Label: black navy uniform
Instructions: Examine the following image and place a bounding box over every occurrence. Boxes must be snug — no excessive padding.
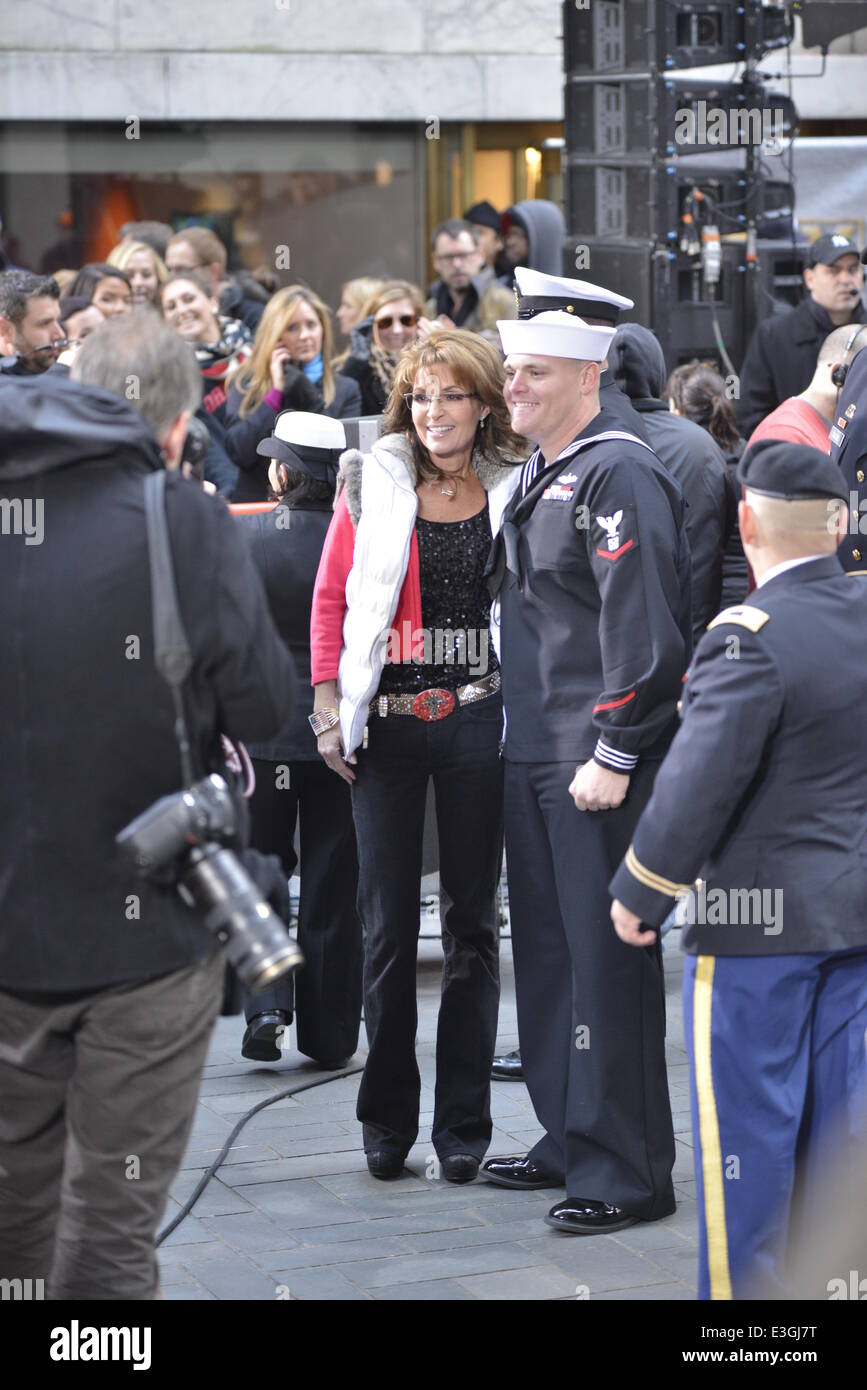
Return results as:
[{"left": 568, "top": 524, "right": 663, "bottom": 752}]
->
[
  {"left": 610, "top": 442, "right": 867, "bottom": 1297},
  {"left": 490, "top": 405, "right": 691, "bottom": 1219}
]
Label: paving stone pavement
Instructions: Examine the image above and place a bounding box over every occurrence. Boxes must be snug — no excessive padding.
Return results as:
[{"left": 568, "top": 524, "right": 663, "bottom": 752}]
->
[{"left": 159, "top": 927, "right": 698, "bottom": 1301}]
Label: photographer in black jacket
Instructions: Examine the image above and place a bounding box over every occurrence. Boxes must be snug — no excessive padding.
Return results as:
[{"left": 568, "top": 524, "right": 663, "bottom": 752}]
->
[{"left": 0, "top": 311, "right": 295, "bottom": 1300}]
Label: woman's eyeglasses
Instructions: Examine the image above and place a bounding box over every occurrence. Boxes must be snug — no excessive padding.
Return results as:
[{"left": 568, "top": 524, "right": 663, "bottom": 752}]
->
[
  {"left": 376, "top": 314, "right": 418, "bottom": 331},
  {"left": 404, "top": 392, "right": 477, "bottom": 408}
]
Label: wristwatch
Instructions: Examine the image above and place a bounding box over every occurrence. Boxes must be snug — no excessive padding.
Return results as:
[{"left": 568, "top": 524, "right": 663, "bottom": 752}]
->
[{"left": 308, "top": 708, "right": 340, "bottom": 736}]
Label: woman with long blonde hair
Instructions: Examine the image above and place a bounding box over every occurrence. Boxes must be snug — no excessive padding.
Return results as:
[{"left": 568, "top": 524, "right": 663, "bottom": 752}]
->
[
  {"left": 310, "top": 328, "right": 525, "bottom": 1184},
  {"left": 340, "top": 279, "right": 426, "bottom": 414},
  {"left": 225, "top": 285, "right": 361, "bottom": 502}
]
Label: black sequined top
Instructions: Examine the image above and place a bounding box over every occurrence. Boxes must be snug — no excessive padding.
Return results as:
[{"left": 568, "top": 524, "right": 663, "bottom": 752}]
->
[{"left": 378, "top": 501, "right": 499, "bottom": 695}]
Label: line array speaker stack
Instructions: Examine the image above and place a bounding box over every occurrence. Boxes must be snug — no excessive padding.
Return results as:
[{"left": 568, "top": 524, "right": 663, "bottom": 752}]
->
[{"left": 562, "top": 0, "right": 799, "bottom": 370}]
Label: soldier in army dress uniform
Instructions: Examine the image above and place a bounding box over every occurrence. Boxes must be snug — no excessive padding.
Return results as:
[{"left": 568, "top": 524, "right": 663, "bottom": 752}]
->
[{"left": 611, "top": 440, "right": 867, "bottom": 1297}]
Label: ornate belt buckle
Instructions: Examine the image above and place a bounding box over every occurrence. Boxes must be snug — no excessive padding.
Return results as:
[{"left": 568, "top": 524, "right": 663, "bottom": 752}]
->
[
  {"left": 412, "top": 687, "right": 456, "bottom": 722},
  {"left": 377, "top": 696, "right": 389, "bottom": 718}
]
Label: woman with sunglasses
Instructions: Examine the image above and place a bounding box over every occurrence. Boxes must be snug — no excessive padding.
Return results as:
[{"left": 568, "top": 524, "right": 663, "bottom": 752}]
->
[
  {"left": 310, "top": 329, "right": 525, "bottom": 1184},
  {"left": 340, "top": 280, "right": 425, "bottom": 415}
]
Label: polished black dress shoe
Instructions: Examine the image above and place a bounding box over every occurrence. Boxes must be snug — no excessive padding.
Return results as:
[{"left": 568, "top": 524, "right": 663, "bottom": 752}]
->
[
  {"left": 241, "top": 1011, "right": 291, "bottom": 1062},
  {"left": 482, "top": 1155, "right": 563, "bottom": 1189},
  {"left": 545, "top": 1197, "right": 639, "bottom": 1235},
  {"left": 440, "top": 1154, "right": 479, "bottom": 1184},
  {"left": 366, "top": 1150, "right": 406, "bottom": 1180},
  {"left": 491, "top": 1049, "right": 524, "bottom": 1081}
]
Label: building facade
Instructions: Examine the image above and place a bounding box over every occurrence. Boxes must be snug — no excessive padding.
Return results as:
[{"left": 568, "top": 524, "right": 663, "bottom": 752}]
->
[{"left": 0, "top": 2, "right": 864, "bottom": 308}]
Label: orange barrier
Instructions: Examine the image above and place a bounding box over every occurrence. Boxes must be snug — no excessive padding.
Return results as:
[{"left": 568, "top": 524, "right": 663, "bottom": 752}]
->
[{"left": 228, "top": 502, "right": 278, "bottom": 515}]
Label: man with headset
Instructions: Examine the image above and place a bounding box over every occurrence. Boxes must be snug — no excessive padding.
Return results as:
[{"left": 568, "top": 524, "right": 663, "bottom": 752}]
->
[
  {"left": 745, "top": 325, "right": 862, "bottom": 455},
  {"left": 827, "top": 310, "right": 867, "bottom": 572}
]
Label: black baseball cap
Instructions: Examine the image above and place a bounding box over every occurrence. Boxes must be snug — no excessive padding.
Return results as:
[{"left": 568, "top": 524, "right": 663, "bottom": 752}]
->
[
  {"left": 809, "top": 233, "right": 860, "bottom": 267},
  {"left": 737, "top": 439, "right": 848, "bottom": 502}
]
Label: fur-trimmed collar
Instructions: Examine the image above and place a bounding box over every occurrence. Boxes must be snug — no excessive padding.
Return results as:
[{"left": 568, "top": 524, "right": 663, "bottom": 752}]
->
[{"left": 335, "top": 431, "right": 522, "bottom": 527}]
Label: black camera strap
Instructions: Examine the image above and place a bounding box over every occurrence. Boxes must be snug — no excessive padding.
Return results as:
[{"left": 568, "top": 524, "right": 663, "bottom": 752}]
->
[{"left": 143, "top": 469, "right": 197, "bottom": 786}]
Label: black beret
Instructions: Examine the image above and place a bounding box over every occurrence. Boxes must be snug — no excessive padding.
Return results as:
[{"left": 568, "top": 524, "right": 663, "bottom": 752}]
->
[{"left": 737, "top": 438, "right": 848, "bottom": 502}]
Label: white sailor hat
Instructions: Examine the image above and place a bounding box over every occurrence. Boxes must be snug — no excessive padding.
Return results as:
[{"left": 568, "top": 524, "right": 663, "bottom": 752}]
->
[
  {"left": 497, "top": 309, "right": 616, "bottom": 363},
  {"left": 256, "top": 410, "right": 347, "bottom": 480},
  {"left": 514, "top": 267, "right": 633, "bottom": 324}
]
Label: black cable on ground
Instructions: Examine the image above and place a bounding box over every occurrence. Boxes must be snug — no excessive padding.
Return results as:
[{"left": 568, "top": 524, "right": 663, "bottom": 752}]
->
[{"left": 155, "top": 1065, "right": 365, "bottom": 1246}]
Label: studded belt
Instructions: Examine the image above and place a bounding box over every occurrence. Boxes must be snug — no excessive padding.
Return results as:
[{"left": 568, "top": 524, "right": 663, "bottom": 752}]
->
[{"left": 370, "top": 670, "right": 501, "bottom": 722}]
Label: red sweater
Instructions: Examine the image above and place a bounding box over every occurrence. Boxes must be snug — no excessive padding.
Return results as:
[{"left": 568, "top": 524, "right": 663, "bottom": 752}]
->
[
  {"left": 747, "top": 398, "right": 831, "bottom": 453},
  {"left": 310, "top": 490, "right": 423, "bottom": 685}
]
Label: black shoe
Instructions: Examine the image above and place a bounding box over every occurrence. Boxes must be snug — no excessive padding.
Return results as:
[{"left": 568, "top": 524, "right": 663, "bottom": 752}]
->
[
  {"left": 544, "top": 1197, "right": 639, "bottom": 1235},
  {"left": 491, "top": 1049, "right": 524, "bottom": 1081},
  {"left": 440, "top": 1154, "right": 480, "bottom": 1184},
  {"left": 313, "top": 1056, "right": 352, "bottom": 1071},
  {"left": 241, "top": 1011, "right": 292, "bottom": 1062},
  {"left": 482, "top": 1155, "right": 563, "bottom": 1189},
  {"left": 366, "top": 1150, "right": 406, "bottom": 1180}
]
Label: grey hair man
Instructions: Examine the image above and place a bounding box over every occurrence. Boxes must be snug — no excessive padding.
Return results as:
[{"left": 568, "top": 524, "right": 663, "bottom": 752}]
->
[
  {"left": 0, "top": 309, "right": 295, "bottom": 1300},
  {"left": 72, "top": 307, "right": 202, "bottom": 468}
]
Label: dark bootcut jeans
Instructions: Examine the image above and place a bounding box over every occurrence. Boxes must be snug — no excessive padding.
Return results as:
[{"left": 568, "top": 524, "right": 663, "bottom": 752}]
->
[{"left": 352, "top": 695, "right": 503, "bottom": 1162}]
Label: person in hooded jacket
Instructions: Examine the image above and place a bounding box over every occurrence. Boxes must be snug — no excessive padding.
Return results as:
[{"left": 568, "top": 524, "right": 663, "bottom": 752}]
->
[
  {"left": 0, "top": 311, "right": 295, "bottom": 1301},
  {"left": 500, "top": 199, "right": 567, "bottom": 286},
  {"left": 609, "top": 324, "right": 735, "bottom": 641}
]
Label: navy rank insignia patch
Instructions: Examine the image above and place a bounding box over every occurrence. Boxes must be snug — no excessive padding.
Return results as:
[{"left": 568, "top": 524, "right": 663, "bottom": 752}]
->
[{"left": 593, "top": 507, "right": 634, "bottom": 561}]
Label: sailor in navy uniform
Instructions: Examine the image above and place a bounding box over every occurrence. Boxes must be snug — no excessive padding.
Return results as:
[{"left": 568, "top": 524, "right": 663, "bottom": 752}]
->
[
  {"left": 610, "top": 440, "right": 867, "bottom": 1298},
  {"left": 513, "top": 267, "right": 651, "bottom": 443},
  {"left": 482, "top": 305, "right": 692, "bottom": 1235},
  {"left": 828, "top": 321, "right": 867, "bottom": 572},
  {"left": 489, "top": 270, "right": 657, "bottom": 1085}
]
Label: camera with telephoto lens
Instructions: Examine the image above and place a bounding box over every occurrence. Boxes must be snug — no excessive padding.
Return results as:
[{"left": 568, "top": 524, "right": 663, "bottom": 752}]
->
[{"left": 116, "top": 773, "right": 304, "bottom": 991}]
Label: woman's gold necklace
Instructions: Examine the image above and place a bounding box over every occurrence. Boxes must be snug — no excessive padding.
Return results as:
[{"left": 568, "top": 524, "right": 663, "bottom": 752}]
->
[{"left": 428, "top": 471, "right": 468, "bottom": 500}]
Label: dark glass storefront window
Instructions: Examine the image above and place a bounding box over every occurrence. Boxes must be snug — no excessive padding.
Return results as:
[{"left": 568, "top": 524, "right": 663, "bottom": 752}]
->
[{"left": 0, "top": 122, "right": 425, "bottom": 315}]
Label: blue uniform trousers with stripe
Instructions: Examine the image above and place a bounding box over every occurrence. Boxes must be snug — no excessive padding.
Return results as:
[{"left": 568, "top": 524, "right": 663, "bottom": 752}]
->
[{"left": 683, "top": 948, "right": 867, "bottom": 1300}]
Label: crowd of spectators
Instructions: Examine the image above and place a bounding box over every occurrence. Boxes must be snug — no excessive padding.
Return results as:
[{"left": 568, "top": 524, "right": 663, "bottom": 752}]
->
[{"left": 2, "top": 198, "right": 865, "bottom": 1298}]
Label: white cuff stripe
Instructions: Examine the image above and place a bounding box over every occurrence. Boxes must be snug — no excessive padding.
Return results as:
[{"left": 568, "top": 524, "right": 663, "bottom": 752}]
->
[{"left": 595, "top": 739, "right": 638, "bottom": 770}]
